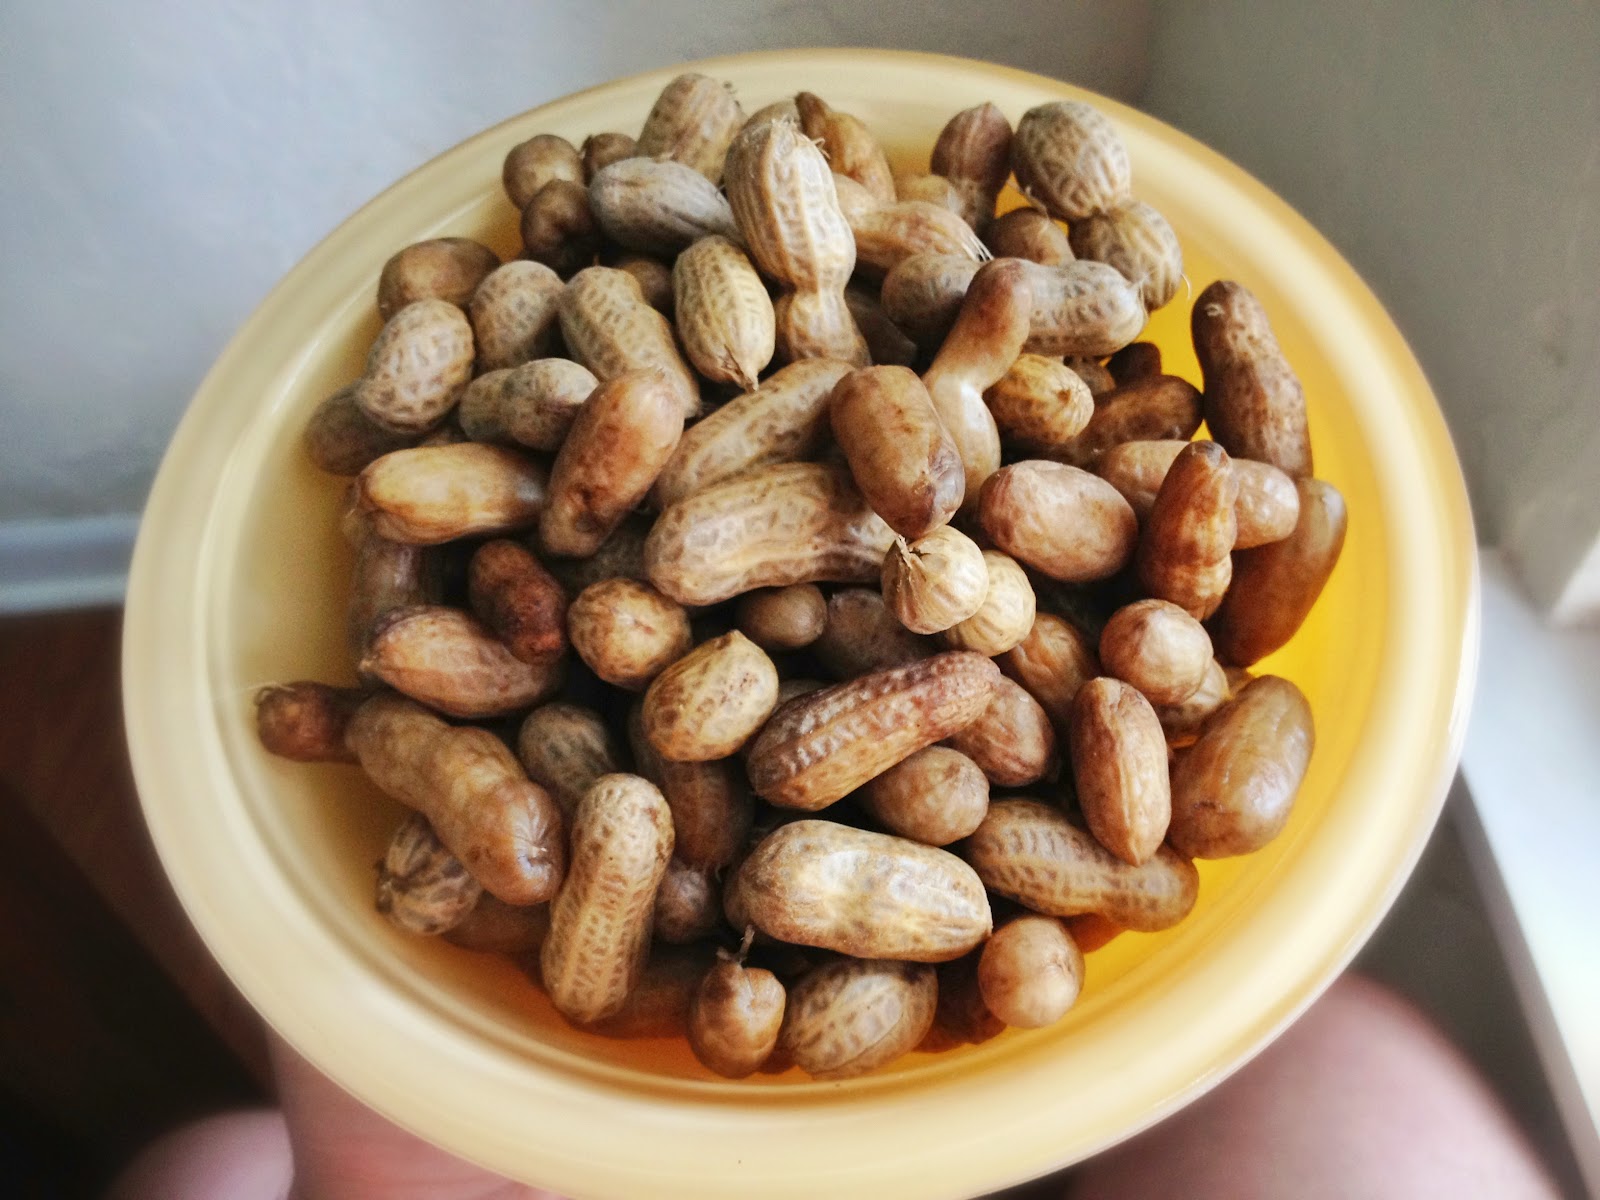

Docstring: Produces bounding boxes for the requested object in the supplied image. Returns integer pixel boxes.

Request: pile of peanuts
[257,73,1347,1081]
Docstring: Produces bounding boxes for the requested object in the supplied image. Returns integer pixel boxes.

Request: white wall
[0,0,1151,523]
[1141,2,1600,607]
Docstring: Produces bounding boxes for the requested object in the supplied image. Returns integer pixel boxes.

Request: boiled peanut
[519,179,601,278]
[651,358,853,508]
[979,461,1138,582]
[735,583,827,652]
[357,443,547,544]
[1066,356,1116,396]
[1193,280,1313,478]
[831,365,965,539]
[626,705,752,870]
[503,133,584,209]
[1099,599,1213,706]
[645,462,895,606]
[635,73,745,182]
[254,681,363,763]
[588,157,740,258]
[1169,675,1313,857]
[741,99,800,129]
[1095,439,1300,548]
[1153,657,1232,744]
[467,260,564,371]
[688,958,786,1078]
[932,101,1014,229]
[1210,478,1347,666]
[467,539,567,665]
[923,258,1033,509]
[1137,440,1239,620]
[746,651,1000,811]
[947,675,1058,787]
[1063,912,1123,953]
[984,354,1094,455]
[1069,200,1184,311]
[539,370,684,558]
[813,587,934,678]
[1108,340,1162,384]
[729,820,991,961]
[879,252,979,348]
[516,701,629,815]
[794,91,896,204]
[1012,100,1132,221]
[606,252,674,314]
[654,857,722,944]
[583,944,717,1040]
[881,526,989,635]
[964,799,1198,931]
[1070,677,1171,865]
[345,510,441,656]
[377,238,500,321]
[780,958,936,1080]
[862,745,989,847]
[833,173,989,278]
[1019,259,1146,358]
[642,631,778,761]
[542,514,651,595]
[376,813,482,936]
[443,893,550,956]
[303,384,414,475]
[894,171,966,215]
[567,578,690,691]
[983,207,1074,266]
[1053,374,1204,468]
[540,773,673,1024]
[977,915,1084,1029]
[671,235,774,390]
[354,299,475,435]
[580,131,638,182]
[558,266,699,417]
[929,953,1005,1047]
[457,358,599,452]
[843,285,918,367]
[998,612,1098,731]
[939,549,1035,656]
[347,692,566,905]
[360,605,563,718]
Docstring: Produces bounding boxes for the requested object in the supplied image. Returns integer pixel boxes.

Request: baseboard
[0,514,141,614]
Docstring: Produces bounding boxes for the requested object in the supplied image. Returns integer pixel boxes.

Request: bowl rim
[123,46,1479,1200]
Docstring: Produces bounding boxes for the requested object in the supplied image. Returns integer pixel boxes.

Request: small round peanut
[516,701,629,815]
[503,133,583,210]
[636,73,746,183]
[605,252,675,315]
[984,354,1094,456]
[998,612,1099,731]
[984,207,1074,265]
[688,958,786,1078]
[520,179,601,278]
[467,260,564,371]
[1108,340,1162,385]
[457,358,598,453]
[780,958,937,1080]
[654,857,722,944]
[254,681,363,763]
[940,549,1035,656]
[932,101,1014,229]
[979,461,1138,583]
[977,915,1084,1029]
[377,238,500,322]
[376,813,482,936]
[302,384,414,476]
[947,674,1058,787]
[881,526,989,635]
[1012,99,1132,221]
[580,131,638,182]
[814,587,934,678]
[1053,375,1204,469]
[880,252,980,349]
[735,584,827,652]
[1070,199,1184,311]
[354,299,475,435]
[862,745,989,846]
[642,631,779,762]
[567,578,691,691]
[1099,599,1214,706]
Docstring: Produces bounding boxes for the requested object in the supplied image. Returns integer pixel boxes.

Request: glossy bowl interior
[124,49,1477,1200]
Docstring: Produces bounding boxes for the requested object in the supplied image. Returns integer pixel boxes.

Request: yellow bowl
[123,48,1477,1200]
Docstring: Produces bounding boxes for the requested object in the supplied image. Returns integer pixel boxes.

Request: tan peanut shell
[516,702,629,815]
[519,179,601,278]
[254,681,363,763]
[443,893,551,956]
[939,549,1036,656]
[360,605,563,718]
[1210,478,1347,666]
[567,578,691,691]
[780,957,937,1080]
[814,587,934,678]
[728,820,991,961]
[1053,375,1204,468]
[735,583,827,652]
[645,462,896,606]
[468,260,564,371]
[467,540,567,666]
[354,299,475,435]
[345,512,440,656]
[558,266,699,417]
[672,235,775,390]
[539,774,674,1025]
[844,285,918,367]
[977,915,1084,1029]
[1153,657,1232,744]
[979,461,1138,582]
[642,630,779,761]
[771,284,870,366]
[607,252,675,314]
[539,369,684,558]
[347,692,566,905]
[947,675,1058,787]
[983,207,1074,266]
[376,813,482,936]
[457,358,599,452]
[303,384,415,476]
[1019,259,1146,358]
[1137,440,1239,620]
[1096,439,1300,548]
[931,101,1014,228]
[503,133,584,209]
[581,132,638,182]
[863,745,989,846]
[1100,599,1213,706]
[880,252,980,348]
[654,858,722,944]
[831,365,965,539]
[746,650,1001,811]
[881,526,989,635]
[652,358,853,508]
[835,177,989,278]
[985,354,1094,455]
[923,258,1033,510]
[1012,100,1132,221]
[626,705,752,870]
[583,944,717,1040]
[1069,200,1184,311]
[377,238,500,322]
[588,157,740,257]
[795,91,896,204]
[742,99,801,129]
[998,612,1099,731]
[358,443,547,544]
[1169,675,1314,857]
[1068,356,1117,397]
[636,73,745,182]
[688,959,786,1078]
[1193,280,1313,478]
[963,799,1198,931]
[1070,677,1172,865]
[894,171,966,215]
